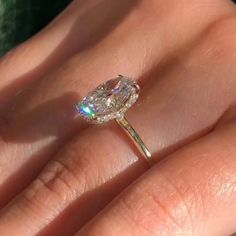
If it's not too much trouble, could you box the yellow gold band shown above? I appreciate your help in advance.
[116,116,152,163]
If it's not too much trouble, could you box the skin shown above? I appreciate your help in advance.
[0,0,236,235]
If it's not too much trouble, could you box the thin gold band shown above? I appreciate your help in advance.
[116,116,152,162]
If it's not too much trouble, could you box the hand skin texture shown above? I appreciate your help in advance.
[0,0,236,235]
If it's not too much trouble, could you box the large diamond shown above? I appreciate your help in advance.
[76,75,140,124]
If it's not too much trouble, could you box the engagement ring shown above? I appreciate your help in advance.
[76,75,151,162]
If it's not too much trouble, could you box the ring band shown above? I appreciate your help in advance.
[76,75,152,162]
[116,116,151,160]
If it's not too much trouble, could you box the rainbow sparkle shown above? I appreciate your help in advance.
[76,76,139,124]
[78,104,95,118]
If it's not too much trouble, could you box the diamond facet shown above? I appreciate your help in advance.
[76,75,140,124]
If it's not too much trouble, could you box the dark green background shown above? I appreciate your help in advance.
[0,0,235,56]
[0,0,72,56]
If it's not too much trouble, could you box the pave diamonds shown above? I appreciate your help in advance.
[76,75,140,124]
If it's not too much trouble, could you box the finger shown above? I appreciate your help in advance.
[0,1,75,107]
[1,14,236,235]
[76,118,236,236]
[0,0,151,205]
[0,0,138,108]
[0,0,233,207]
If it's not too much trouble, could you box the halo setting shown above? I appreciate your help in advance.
[76,75,140,124]
[76,75,151,163]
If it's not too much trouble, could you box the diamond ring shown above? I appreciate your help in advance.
[76,75,152,162]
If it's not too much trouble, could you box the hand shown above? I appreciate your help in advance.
[0,0,236,235]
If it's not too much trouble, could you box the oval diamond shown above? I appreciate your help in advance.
[76,75,140,124]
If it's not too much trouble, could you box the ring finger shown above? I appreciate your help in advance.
[0,0,231,207]
[0,11,236,236]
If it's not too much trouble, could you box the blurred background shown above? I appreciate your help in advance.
[0,0,72,56]
[0,0,235,56]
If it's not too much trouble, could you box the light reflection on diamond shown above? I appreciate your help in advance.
[76,75,139,124]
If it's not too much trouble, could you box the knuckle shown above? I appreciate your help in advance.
[22,134,104,211]
[38,158,81,200]
[23,153,87,207]
[147,176,196,235]
[119,172,202,236]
